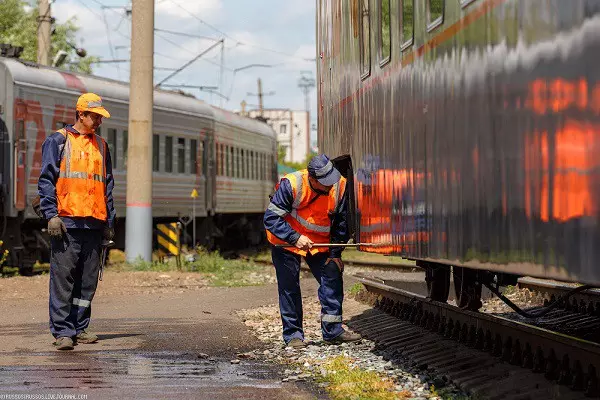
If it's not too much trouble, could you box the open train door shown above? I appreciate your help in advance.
[13,116,26,212]
[331,154,356,242]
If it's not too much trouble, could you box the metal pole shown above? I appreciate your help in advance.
[219,40,224,108]
[37,0,52,66]
[125,0,154,262]
[258,78,264,117]
[192,196,196,250]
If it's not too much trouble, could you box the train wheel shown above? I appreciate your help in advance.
[421,261,450,303]
[453,266,483,311]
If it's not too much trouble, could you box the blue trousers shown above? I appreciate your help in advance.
[49,229,102,338]
[271,246,344,343]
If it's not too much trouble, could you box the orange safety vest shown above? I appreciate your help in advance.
[266,169,346,256]
[55,128,108,221]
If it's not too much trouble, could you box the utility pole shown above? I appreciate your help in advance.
[298,72,315,159]
[247,78,275,118]
[37,0,52,66]
[126,0,154,262]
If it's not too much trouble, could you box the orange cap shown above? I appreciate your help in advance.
[76,93,110,118]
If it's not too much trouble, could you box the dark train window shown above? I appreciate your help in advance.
[427,0,444,30]
[250,151,255,180]
[165,136,173,173]
[401,0,414,48]
[217,144,222,176]
[198,140,204,176]
[241,149,246,179]
[190,139,198,175]
[360,0,370,79]
[229,146,234,177]
[152,134,159,172]
[107,128,117,169]
[122,130,128,169]
[177,138,186,173]
[379,0,391,65]
[236,147,240,178]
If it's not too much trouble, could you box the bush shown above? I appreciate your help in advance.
[0,240,8,268]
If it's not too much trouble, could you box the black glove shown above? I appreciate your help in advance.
[103,226,114,241]
[48,216,66,238]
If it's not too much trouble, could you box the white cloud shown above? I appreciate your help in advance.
[155,0,222,20]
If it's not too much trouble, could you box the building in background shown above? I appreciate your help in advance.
[246,109,311,164]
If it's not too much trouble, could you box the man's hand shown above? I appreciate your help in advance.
[295,235,314,251]
[48,216,66,238]
[103,226,114,241]
[326,257,344,273]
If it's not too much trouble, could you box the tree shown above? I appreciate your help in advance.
[0,0,98,74]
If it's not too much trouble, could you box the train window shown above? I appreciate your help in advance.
[107,128,117,169]
[280,124,287,134]
[400,0,414,48]
[122,130,128,169]
[229,146,234,177]
[177,138,186,173]
[379,0,391,66]
[217,144,222,176]
[190,139,198,175]
[198,140,204,176]
[427,0,444,31]
[360,0,371,79]
[152,134,159,172]
[250,151,255,180]
[95,127,101,137]
[241,149,246,179]
[226,145,231,177]
[165,136,173,173]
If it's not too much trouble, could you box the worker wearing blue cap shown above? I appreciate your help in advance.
[264,154,361,348]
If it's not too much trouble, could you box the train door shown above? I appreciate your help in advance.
[203,130,215,213]
[13,117,26,211]
[0,117,9,218]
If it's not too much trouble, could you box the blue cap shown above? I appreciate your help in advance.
[307,154,341,186]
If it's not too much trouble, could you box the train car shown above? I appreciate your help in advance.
[0,57,277,273]
[317,0,600,307]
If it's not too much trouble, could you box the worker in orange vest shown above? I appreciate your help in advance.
[38,93,116,351]
[264,155,361,348]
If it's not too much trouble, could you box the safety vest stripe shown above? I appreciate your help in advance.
[72,298,91,307]
[58,171,107,183]
[291,171,304,209]
[268,202,288,217]
[321,314,342,323]
[290,210,330,233]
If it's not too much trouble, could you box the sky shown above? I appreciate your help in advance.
[50,0,318,144]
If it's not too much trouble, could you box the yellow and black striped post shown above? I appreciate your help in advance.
[156,222,181,268]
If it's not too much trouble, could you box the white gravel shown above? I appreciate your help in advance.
[238,296,470,399]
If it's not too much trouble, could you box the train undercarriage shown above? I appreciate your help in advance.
[0,213,267,275]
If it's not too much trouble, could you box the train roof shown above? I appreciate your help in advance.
[211,106,276,139]
[0,57,276,139]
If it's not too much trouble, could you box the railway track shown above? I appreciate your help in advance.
[348,273,600,400]
[518,277,600,317]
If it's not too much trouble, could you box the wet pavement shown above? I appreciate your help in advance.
[0,274,325,399]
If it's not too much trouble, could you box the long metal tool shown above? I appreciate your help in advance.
[98,240,114,282]
[274,243,390,248]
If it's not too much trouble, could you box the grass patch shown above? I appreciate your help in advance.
[112,249,275,287]
[318,356,410,400]
[348,283,365,297]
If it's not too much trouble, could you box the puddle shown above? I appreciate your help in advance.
[0,351,283,392]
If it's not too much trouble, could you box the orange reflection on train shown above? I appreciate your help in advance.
[525,119,599,222]
[527,78,600,114]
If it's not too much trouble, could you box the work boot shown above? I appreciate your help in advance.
[286,338,307,349]
[75,330,98,344]
[54,337,74,351]
[324,330,362,345]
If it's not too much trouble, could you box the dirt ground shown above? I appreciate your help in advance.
[0,270,331,400]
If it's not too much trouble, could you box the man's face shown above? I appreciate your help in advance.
[81,112,103,132]
[308,176,333,194]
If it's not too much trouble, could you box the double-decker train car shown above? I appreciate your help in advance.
[0,57,277,273]
[318,0,600,307]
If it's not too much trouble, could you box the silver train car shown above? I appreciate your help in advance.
[0,57,277,273]
[318,0,600,305]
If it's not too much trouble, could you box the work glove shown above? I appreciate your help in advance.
[295,235,314,251]
[103,226,115,241]
[48,216,67,238]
